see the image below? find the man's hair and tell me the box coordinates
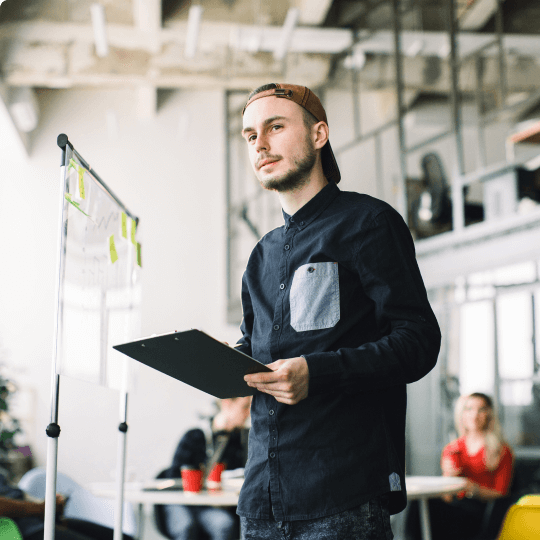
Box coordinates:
[248,83,318,129]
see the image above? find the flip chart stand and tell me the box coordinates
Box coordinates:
[44,135,137,540]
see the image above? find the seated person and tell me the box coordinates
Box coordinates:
[408,392,513,540]
[0,474,131,540]
[161,396,251,540]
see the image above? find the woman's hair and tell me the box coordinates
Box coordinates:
[454,392,505,471]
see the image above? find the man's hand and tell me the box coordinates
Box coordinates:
[244,357,309,405]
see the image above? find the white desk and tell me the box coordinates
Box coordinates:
[406,476,467,540]
[89,476,465,540]
[88,481,241,539]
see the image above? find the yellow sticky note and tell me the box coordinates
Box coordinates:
[131,219,137,245]
[121,212,127,239]
[137,242,142,267]
[109,235,118,264]
[78,166,85,199]
[65,193,91,218]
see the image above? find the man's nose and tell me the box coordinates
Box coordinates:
[254,133,268,151]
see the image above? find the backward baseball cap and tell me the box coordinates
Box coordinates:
[242,83,341,184]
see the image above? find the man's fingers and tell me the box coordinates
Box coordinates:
[245,372,279,384]
[245,360,288,383]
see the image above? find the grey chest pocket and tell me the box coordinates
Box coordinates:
[290,262,340,332]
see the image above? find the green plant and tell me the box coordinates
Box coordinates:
[0,367,21,454]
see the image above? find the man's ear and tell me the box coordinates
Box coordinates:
[313,121,329,150]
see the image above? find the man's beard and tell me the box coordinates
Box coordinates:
[257,138,317,193]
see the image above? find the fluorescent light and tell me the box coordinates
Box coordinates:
[9,87,38,133]
[185,5,203,59]
[90,3,109,58]
[274,8,299,61]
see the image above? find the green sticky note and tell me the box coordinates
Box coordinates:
[109,235,118,264]
[78,166,85,199]
[137,242,142,267]
[131,219,137,245]
[121,212,128,239]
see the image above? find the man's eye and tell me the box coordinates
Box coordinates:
[248,134,256,142]
[271,124,282,131]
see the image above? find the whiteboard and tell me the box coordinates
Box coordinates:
[55,144,141,390]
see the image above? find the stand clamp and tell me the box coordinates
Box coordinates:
[118,422,128,433]
[46,423,61,438]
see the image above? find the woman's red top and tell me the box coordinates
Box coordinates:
[442,436,514,496]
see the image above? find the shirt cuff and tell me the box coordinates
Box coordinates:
[303,351,341,396]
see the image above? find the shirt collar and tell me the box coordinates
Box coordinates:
[283,182,340,231]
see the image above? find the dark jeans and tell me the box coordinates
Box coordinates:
[240,494,393,540]
[25,519,134,540]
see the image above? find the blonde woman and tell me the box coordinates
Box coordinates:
[441,392,513,502]
[410,393,514,540]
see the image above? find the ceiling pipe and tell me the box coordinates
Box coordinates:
[274,8,299,61]
[185,4,203,59]
[90,3,109,58]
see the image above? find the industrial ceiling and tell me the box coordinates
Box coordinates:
[1,0,540,135]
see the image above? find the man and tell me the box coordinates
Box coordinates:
[0,478,132,540]
[235,83,441,539]
[160,397,251,540]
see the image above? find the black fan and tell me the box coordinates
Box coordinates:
[407,153,484,239]
[408,153,453,239]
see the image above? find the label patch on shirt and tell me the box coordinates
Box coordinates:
[389,472,401,492]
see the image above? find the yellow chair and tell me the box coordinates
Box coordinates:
[0,518,23,540]
[517,494,540,506]
[497,502,540,539]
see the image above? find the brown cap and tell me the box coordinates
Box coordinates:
[242,83,341,184]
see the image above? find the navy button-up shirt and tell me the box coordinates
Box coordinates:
[235,182,440,520]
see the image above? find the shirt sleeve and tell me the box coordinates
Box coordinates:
[304,208,441,395]
[235,271,254,356]
[168,428,207,477]
[492,445,514,495]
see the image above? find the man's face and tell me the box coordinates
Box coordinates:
[242,96,317,192]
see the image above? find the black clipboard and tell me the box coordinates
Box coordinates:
[113,329,271,398]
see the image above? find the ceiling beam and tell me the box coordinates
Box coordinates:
[133,0,162,33]
[0,21,353,54]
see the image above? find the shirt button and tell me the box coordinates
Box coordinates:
[269,409,275,415]
[284,245,290,250]
[280,283,285,290]
[269,452,276,458]
[300,221,304,226]
[273,325,280,331]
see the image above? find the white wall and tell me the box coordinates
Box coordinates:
[0,88,243,485]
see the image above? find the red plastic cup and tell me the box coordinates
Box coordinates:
[207,462,226,489]
[181,467,203,493]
